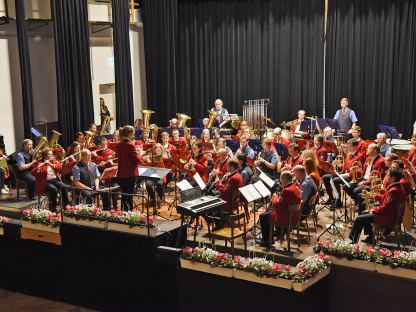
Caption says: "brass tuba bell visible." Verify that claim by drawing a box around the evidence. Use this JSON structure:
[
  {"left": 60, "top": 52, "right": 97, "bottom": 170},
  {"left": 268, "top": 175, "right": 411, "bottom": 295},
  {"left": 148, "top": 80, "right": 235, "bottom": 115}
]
[
  {"left": 49, "top": 130, "right": 62, "bottom": 148},
  {"left": 231, "top": 116, "right": 244, "bottom": 130},
  {"left": 141, "top": 110, "right": 155, "bottom": 129},
  {"left": 32, "top": 136, "right": 49, "bottom": 160},
  {"left": 207, "top": 110, "right": 219, "bottom": 128},
  {"left": 149, "top": 124, "right": 159, "bottom": 142},
  {"left": 84, "top": 130, "right": 95, "bottom": 148},
  {"left": 176, "top": 113, "right": 191, "bottom": 128},
  {"left": 100, "top": 116, "right": 113, "bottom": 135}
]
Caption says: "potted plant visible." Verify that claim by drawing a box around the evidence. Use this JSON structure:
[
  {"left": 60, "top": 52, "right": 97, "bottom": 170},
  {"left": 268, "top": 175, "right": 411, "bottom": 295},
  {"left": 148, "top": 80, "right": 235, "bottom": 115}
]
[
  {"left": 107, "top": 210, "right": 157, "bottom": 236},
  {"left": 375, "top": 250, "right": 416, "bottom": 280},
  {"left": 21, "top": 209, "right": 61, "bottom": 233},
  {"left": 63, "top": 205, "right": 107, "bottom": 229}
]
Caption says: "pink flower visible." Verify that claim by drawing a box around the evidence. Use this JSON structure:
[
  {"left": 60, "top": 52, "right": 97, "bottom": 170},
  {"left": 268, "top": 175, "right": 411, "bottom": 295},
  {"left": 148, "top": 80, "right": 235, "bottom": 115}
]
[
  {"left": 353, "top": 244, "right": 360, "bottom": 253},
  {"left": 117, "top": 210, "right": 122, "bottom": 216},
  {"left": 323, "top": 255, "right": 330, "bottom": 261},
  {"left": 325, "top": 240, "right": 332, "bottom": 248},
  {"left": 366, "top": 246, "right": 374, "bottom": 255},
  {"left": 285, "top": 265, "right": 291, "bottom": 272},
  {"left": 272, "top": 263, "right": 281, "bottom": 272},
  {"left": 317, "top": 241, "right": 324, "bottom": 247},
  {"left": 385, "top": 250, "right": 392, "bottom": 257},
  {"left": 318, "top": 251, "right": 325, "bottom": 259},
  {"left": 296, "top": 268, "right": 304, "bottom": 276},
  {"left": 215, "top": 253, "right": 223, "bottom": 262},
  {"left": 183, "top": 246, "right": 192, "bottom": 255},
  {"left": 192, "top": 247, "right": 199, "bottom": 254},
  {"left": 235, "top": 256, "right": 241, "bottom": 264},
  {"left": 394, "top": 250, "right": 401, "bottom": 257}
]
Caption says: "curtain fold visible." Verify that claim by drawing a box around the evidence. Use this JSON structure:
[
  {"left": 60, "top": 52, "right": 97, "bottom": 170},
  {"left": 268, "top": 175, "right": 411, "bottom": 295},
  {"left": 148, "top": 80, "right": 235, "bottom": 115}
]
[
  {"left": 112, "top": 0, "right": 134, "bottom": 127},
  {"left": 143, "top": 0, "right": 323, "bottom": 127},
  {"left": 15, "top": 0, "right": 34, "bottom": 139},
  {"left": 51, "top": 0, "right": 94, "bottom": 146},
  {"left": 325, "top": 0, "right": 416, "bottom": 138}
]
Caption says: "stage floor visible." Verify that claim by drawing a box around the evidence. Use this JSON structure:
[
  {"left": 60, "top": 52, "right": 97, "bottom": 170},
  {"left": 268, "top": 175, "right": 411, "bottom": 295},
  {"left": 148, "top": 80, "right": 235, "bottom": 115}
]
[{"left": 1, "top": 187, "right": 415, "bottom": 259}]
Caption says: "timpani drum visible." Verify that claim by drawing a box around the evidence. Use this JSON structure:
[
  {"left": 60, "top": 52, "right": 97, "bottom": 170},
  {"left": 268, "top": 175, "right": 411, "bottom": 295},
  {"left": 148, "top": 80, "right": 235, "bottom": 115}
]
[{"left": 393, "top": 144, "right": 413, "bottom": 156}]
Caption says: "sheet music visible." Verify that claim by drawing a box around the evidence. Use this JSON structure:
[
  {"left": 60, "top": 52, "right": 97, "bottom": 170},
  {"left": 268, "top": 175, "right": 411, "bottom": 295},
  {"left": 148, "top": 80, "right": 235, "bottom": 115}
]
[
  {"left": 259, "top": 170, "right": 275, "bottom": 188},
  {"left": 330, "top": 177, "right": 339, "bottom": 200},
  {"left": 239, "top": 184, "right": 262, "bottom": 203},
  {"left": 334, "top": 171, "right": 350, "bottom": 188},
  {"left": 177, "top": 179, "right": 193, "bottom": 191},
  {"left": 253, "top": 180, "right": 271, "bottom": 198},
  {"left": 193, "top": 172, "right": 206, "bottom": 190}
]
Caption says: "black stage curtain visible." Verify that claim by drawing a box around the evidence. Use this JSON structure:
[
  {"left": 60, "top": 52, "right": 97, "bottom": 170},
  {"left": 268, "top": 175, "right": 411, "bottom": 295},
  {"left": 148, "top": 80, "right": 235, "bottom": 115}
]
[
  {"left": 143, "top": 0, "right": 324, "bottom": 127},
  {"left": 51, "top": 0, "right": 94, "bottom": 146},
  {"left": 15, "top": 0, "right": 34, "bottom": 139},
  {"left": 326, "top": 0, "right": 416, "bottom": 138},
  {"left": 112, "top": 0, "right": 134, "bottom": 127}
]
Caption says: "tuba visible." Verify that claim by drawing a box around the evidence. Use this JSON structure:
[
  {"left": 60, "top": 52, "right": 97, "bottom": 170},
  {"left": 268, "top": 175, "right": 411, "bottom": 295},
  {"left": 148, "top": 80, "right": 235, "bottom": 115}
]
[
  {"left": 49, "top": 130, "right": 62, "bottom": 149},
  {"left": 141, "top": 110, "right": 155, "bottom": 128},
  {"left": 231, "top": 116, "right": 244, "bottom": 130},
  {"left": 149, "top": 124, "right": 159, "bottom": 142},
  {"left": 32, "top": 136, "right": 49, "bottom": 160},
  {"left": 84, "top": 131, "right": 95, "bottom": 148},
  {"left": 176, "top": 113, "right": 191, "bottom": 128},
  {"left": 100, "top": 116, "right": 113, "bottom": 135},
  {"left": 207, "top": 110, "right": 219, "bottom": 128}
]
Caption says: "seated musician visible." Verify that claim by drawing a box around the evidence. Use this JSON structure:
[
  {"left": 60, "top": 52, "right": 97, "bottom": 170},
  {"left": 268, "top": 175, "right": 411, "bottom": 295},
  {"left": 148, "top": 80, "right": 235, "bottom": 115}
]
[
  {"left": 184, "top": 142, "right": 209, "bottom": 183},
  {"left": 141, "top": 128, "right": 155, "bottom": 145},
  {"left": 216, "top": 138, "right": 233, "bottom": 157},
  {"left": 323, "top": 127, "right": 337, "bottom": 144},
  {"left": 282, "top": 143, "right": 303, "bottom": 171},
  {"left": 72, "top": 149, "right": 111, "bottom": 210},
  {"left": 16, "top": 139, "right": 37, "bottom": 200},
  {"left": 271, "top": 127, "right": 290, "bottom": 147},
  {"left": 408, "top": 134, "right": 416, "bottom": 170},
  {"left": 313, "top": 134, "right": 328, "bottom": 161},
  {"left": 349, "top": 169, "right": 406, "bottom": 244},
  {"left": 237, "top": 121, "right": 249, "bottom": 137},
  {"left": 168, "top": 118, "right": 179, "bottom": 128},
  {"left": 200, "top": 129, "right": 215, "bottom": 162},
  {"left": 108, "top": 130, "right": 120, "bottom": 151},
  {"left": 352, "top": 144, "right": 386, "bottom": 214},
  {"left": 169, "top": 128, "right": 187, "bottom": 149},
  {"left": 391, "top": 160, "right": 414, "bottom": 196},
  {"left": 254, "top": 138, "right": 279, "bottom": 180},
  {"left": 93, "top": 136, "right": 115, "bottom": 161},
  {"left": 161, "top": 131, "right": 177, "bottom": 156},
  {"left": 322, "top": 138, "right": 365, "bottom": 207},
  {"left": 293, "top": 165, "right": 318, "bottom": 217},
  {"left": 351, "top": 126, "right": 368, "bottom": 155},
  {"left": 134, "top": 118, "right": 143, "bottom": 130},
  {"left": 257, "top": 171, "right": 301, "bottom": 247},
  {"left": 290, "top": 110, "right": 307, "bottom": 137},
  {"left": 236, "top": 136, "right": 255, "bottom": 160},
  {"left": 88, "top": 123, "right": 97, "bottom": 134},
  {"left": 304, "top": 158, "right": 321, "bottom": 189},
  {"left": 210, "top": 99, "right": 230, "bottom": 128},
  {"left": 116, "top": 125, "right": 143, "bottom": 210},
  {"left": 143, "top": 143, "right": 166, "bottom": 207},
  {"left": 202, "top": 118, "right": 210, "bottom": 128},
  {"left": 236, "top": 154, "right": 253, "bottom": 185},
  {"left": 31, "top": 148, "right": 69, "bottom": 211},
  {"left": 75, "top": 132, "right": 85, "bottom": 148},
  {"left": 376, "top": 132, "right": 393, "bottom": 157},
  {"left": 0, "top": 148, "right": 9, "bottom": 195},
  {"left": 210, "top": 148, "right": 230, "bottom": 180},
  {"left": 215, "top": 158, "right": 243, "bottom": 213}
]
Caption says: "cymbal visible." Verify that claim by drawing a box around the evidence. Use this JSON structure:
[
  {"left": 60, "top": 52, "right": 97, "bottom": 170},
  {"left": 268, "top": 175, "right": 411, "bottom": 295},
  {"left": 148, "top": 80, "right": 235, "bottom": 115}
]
[
  {"left": 285, "top": 120, "right": 300, "bottom": 127},
  {"left": 263, "top": 116, "right": 276, "bottom": 126},
  {"left": 305, "top": 116, "right": 317, "bottom": 120}
]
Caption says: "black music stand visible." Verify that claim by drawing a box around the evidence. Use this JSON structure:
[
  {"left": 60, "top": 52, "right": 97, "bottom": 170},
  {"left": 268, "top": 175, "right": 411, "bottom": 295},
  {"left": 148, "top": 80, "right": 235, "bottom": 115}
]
[
  {"left": 274, "top": 143, "right": 289, "bottom": 159},
  {"left": 138, "top": 166, "right": 172, "bottom": 230}
]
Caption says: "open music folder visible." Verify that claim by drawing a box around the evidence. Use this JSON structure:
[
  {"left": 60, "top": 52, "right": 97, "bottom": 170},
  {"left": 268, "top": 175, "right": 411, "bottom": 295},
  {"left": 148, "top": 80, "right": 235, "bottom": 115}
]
[
  {"left": 239, "top": 184, "right": 262, "bottom": 203},
  {"left": 253, "top": 180, "right": 271, "bottom": 198}
]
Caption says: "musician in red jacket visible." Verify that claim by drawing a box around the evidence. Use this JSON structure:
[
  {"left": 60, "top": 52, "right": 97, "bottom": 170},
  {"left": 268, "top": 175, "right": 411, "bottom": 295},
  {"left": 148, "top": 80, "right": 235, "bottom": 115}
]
[
  {"left": 31, "top": 148, "right": 68, "bottom": 211},
  {"left": 351, "top": 126, "right": 368, "bottom": 155},
  {"left": 116, "top": 125, "right": 143, "bottom": 210},
  {"left": 349, "top": 169, "right": 406, "bottom": 243},
  {"left": 271, "top": 127, "right": 291, "bottom": 147},
  {"left": 210, "top": 148, "right": 229, "bottom": 180},
  {"left": 313, "top": 134, "right": 328, "bottom": 161},
  {"left": 408, "top": 134, "right": 416, "bottom": 170},
  {"left": 184, "top": 142, "right": 209, "bottom": 183},
  {"left": 215, "top": 158, "right": 243, "bottom": 213},
  {"left": 258, "top": 171, "right": 301, "bottom": 247},
  {"left": 169, "top": 128, "right": 187, "bottom": 149},
  {"left": 282, "top": 143, "right": 303, "bottom": 171}
]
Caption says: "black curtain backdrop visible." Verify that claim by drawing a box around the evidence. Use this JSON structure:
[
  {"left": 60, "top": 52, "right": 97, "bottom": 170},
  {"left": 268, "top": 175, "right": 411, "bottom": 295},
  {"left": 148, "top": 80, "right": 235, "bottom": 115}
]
[
  {"left": 326, "top": 0, "right": 416, "bottom": 138},
  {"left": 112, "top": 0, "right": 134, "bottom": 128},
  {"left": 143, "top": 0, "right": 324, "bottom": 127},
  {"left": 51, "top": 0, "right": 94, "bottom": 146},
  {"left": 15, "top": 0, "right": 34, "bottom": 139}
]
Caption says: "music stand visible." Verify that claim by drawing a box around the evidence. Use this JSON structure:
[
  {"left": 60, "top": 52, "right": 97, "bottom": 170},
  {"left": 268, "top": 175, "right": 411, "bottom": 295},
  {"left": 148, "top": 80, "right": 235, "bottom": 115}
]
[
  {"left": 248, "top": 139, "right": 263, "bottom": 153},
  {"left": 239, "top": 184, "right": 263, "bottom": 243},
  {"left": 300, "top": 120, "right": 316, "bottom": 137},
  {"left": 226, "top": 139, "right": 240, "bottom": 154},
  {"left": 378, "top": 124, "right": 401, "bottom": 139},
  {"left": 274, "top": 143, "right": 289, "bottom": 159}
]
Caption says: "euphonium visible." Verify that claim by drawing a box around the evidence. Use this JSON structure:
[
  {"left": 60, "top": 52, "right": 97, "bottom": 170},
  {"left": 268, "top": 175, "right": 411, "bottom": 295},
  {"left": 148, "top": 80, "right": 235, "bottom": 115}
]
[
  {"left": 207, "top": 110, "right": 219, "bottom": 128},
  {"left": 149, "top": 124, "right": 159, "bottom": 142},
  {"left": 350, "top": 161, "right": 363, "bottom": 183},
  {"left": 332, "top": 154, "right": 344, "bottom": 173},
  {"left": 141, "top": 109, "right": 155, "bottom": 128},
  {"left": 100, "top": 116, "right": 113, "bottom": 135},
  {"left": 84, "top": 131, "right": 95, "bottom": 147},
  {"left": 49, "top": 130, "right": 62, "bottom": 149},
  {"left": 32, "top": 136, "right": 49, "bottom": 160},
  {"left": 370, "top": 170, "right": 382, "bottom": 193},
  {"left": 231, "top": 116, "right": 244, "bottom": 130},
  {"left": 176, "top": 113, "right": 191, "bottom": 128}
]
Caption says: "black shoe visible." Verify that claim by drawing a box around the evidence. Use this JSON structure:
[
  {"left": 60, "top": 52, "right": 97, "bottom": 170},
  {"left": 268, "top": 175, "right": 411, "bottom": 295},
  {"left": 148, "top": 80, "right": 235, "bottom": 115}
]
[{"left": 361, "top": 236, "right": 374, "bottom": 244}]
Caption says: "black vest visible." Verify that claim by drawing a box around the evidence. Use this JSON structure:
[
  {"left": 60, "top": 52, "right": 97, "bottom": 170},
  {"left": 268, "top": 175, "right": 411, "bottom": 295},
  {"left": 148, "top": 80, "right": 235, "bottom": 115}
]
[
  {"left": 337, "top": 108, "right": 352, "bottom": 132},
  {"left": 259, "top": 150, "right": 277, "bottom": 178},
  {"left": 76, "top": 162, "right": 95, "bottom": 188},
  {"left": 17, "top": 149, "right": 32, "bottom": 174}
]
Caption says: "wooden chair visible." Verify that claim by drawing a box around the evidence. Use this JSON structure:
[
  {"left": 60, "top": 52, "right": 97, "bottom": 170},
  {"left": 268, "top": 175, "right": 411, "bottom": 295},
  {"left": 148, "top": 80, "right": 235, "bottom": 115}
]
[
  {"left": 373, "top": 202, "right": 405, "bottom": 248},
  {"left": 270, "top": 203, "right": 301, "bottom": 253},
  {"left": 209, "top": 212, "right": 248, "bottom": 258},
  {"left": 297, "top": 193, "right": 320, "bottom": 242},
  {"left": 12, "top": 164, "right": 28, "bottom": 201}
]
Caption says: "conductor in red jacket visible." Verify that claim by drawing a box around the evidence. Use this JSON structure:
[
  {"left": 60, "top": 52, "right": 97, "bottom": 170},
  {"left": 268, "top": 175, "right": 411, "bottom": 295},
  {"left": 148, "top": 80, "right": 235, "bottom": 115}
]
[
  {"left": 116, "top": 125, "right": 143, "bottom": 210},
  {"left": 31, "top": 148, "right": 68, "bottom": 211},
  {"left": 349, "top": 168, "right": 406, "bottom": 244},
  {"left": 258, "top": 171, "right": 301, "bottom": 247}
]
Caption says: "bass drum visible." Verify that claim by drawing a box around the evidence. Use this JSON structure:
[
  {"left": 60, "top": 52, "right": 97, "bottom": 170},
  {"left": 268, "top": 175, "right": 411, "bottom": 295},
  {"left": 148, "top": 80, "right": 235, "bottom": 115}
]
[
  {"left": 281, "top": 129, "right": 293, "bottom": 141},
  {"left": 393, "top": 144, "right": 412, "bottom": 157}
]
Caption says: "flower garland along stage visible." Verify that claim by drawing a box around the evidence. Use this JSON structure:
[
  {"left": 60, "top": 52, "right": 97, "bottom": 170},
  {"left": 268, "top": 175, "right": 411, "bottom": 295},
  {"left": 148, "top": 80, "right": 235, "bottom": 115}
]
[
  {"left": 21, "top": 209, "right": 61, "bottom": 245},
  {"left": 181, "top": 246, "right": 331, "bottom": 292},
  {"left": 0, "top": 216, "right": 8, "bottom": 236},
  {"left": 63, "top": 205, "right": 157, "bottom": 236},
  {"left": 314, "top": 240, "right": 416, "bottom": 280}
]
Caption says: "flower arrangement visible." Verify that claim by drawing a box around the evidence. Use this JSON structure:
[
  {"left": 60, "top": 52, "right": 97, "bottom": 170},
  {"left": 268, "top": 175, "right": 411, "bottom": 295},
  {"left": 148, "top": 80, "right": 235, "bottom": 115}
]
[
  {"left": 314, "top": 239, "right": 416, "bottom": 270},
  {"left": 63, "top": 205, "right": 106, "bottom": 221},
  {"left": 0, "top": 216, "right": 8, "bottom": 227},
  {"left": 106, "top": 209, "right": 155, "bottom": 228},
  {"left": 181, "top": 246, "right": 331, "bottom": 283},
  {"left": 22, "top": 209, "right": 61, "bottom": 227}
]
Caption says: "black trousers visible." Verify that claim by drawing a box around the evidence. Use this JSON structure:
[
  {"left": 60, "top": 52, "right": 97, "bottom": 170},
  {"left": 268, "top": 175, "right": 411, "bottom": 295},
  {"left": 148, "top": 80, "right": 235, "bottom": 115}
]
[
  {"left": 75, "top": 189, "right": 111, "bottom": 210},
  {"left": 259, "top": 210, "right": 272, "bottom": 245},
  {"left": 0, "top": 168, "right": 5, "bottom": 189},
  {"left": 45, "top": 179, "right": 69, "bottom": 211},
  {"left": 17, "top": 171, "right": 36, "bottom": 198},
  {"left": 145, "top": 179, "right": 164, "bottom": 201},
  {"left": 322, "top": 173, "right": 351, "bottom": 201},
  {"left": 349, "top": 213, "right": 376, "bottom": 243},
  {"left": 119, "top": 177, "right": 136, "bottom": 210}
]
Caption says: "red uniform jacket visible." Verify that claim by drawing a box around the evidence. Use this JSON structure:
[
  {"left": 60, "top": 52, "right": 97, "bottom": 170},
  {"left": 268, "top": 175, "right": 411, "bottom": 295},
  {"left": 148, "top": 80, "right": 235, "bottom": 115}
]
[
  {"left": 270, "top": 182, "right": 301, "bottom": 226},
  {"left": 314, "top": 146, "right": 328, "bottom": 161},
  {"left": 31, "top": 159, "right": 62, "bottom": 195},
  {"left": 215, "top": 157, "right": 229, "bottom": 178},
  {"left": 169, "top": 137, "right": 188, "bottom": 149},
  {"left": 272, "top": 137, "right": 291, "bottom": 147},
  {"left": 216, "top": 171, "right": 243, "bottom": 212},
  {"left": 285, "top": 155, "right": 303, "bottom": 169},
  {"left": 185, "top": 154, "right": 209, "bottom": 183},
  {"left": 343, "top": 151, "right": 365, "bottom": 174},
  {"left": 116, "top": 139, "right": 143, "bottom": 178},
  {"left": 362, "top": 155, "right": 386, "bottom": 185},
  {"left": 372, "top": 182, "right": 406, "bottom": 228},
  {"left": 163, "top": 143, "right": 177, "bottom": 154},
  {"left": 408, "top": 147, "right": 416, "bottom": 168},
  {"left": 357, "top": 139, "right": 368, "bottom": 155}
]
